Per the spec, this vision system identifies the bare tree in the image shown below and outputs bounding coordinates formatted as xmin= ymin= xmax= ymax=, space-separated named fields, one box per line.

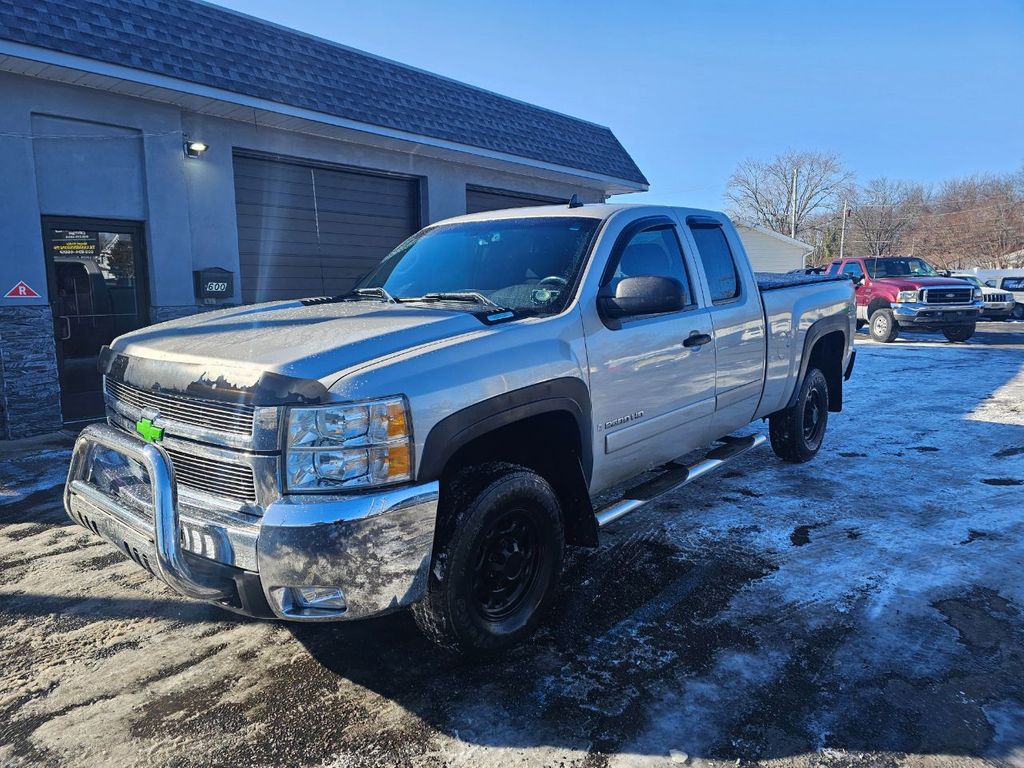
xmin=726 ymin=151 xmax=853 ymax=240
xmin=846 ymin=178 xmax=924 ymax=257
xmin=910 ymin=171 xmax=1024 ymax=269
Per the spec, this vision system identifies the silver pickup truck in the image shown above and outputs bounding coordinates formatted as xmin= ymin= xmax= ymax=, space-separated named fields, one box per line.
xmin=65 ymin=203 xmax=856 ymax=653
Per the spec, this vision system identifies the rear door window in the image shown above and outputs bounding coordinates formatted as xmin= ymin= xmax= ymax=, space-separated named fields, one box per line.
xmin=688 ymin=221 xmax=740 ymax=302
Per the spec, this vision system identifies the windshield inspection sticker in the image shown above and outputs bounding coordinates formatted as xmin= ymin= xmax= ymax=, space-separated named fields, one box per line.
xmin=4 ymin=281 xmax=41 ymax=298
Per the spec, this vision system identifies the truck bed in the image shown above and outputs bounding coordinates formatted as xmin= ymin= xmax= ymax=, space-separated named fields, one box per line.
xmin=755 ymin=272 xmax=849 ymax=291
xmin=753 ymin=272 xmax=856 ymax=422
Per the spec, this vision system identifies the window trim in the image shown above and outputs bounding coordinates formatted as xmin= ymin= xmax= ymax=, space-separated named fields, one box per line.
xmin=686 ymin=216 xmax=742 ymax=306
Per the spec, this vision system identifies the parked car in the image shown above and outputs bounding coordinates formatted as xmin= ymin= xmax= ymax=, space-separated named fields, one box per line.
xmin=951 ymin=273 xmax=1017 ymax=319
xmin=825 ymin=256 xmax=983 ymax=342
xmin=973 ymin=272 xmax=1024 ymax=320
xmin=64 ymin=203 xmax=855 ymax=654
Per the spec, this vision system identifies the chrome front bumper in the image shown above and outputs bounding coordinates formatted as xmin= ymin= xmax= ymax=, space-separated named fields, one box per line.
xmin=64 ymin=424 xmax=439 ymax=621
xmin=892 ymin=301 xmax=982 ymax=325
xmin=982 ymin=300 xmax=1016 ymax=315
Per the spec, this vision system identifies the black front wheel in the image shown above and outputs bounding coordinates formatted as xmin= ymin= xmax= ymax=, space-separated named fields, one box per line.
xmin=769 ymin=367 xmax=830 ymax=463
xmin=942 ymin=323 xmax=975 ymax=343
xmin=412 ymin=463 xmax=564 ymax=654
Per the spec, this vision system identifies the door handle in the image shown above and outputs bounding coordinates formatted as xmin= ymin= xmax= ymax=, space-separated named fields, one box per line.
xmin=58 ymin=316 xmax=71 ymax=341
xmin=683 ymin=332 xmax=712 ymax=348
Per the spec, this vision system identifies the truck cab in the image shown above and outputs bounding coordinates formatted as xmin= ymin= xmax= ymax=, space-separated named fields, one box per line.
xmin=826 ymin=256 xmax=983 ymax=342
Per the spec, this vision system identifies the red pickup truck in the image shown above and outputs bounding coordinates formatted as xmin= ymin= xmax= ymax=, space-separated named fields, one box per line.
xmin=825 ymin=256 xmax=983 ymax=343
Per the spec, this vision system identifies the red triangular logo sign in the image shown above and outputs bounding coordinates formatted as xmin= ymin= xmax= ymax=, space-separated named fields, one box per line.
xmin=4 ymin=281 xmax=41 ymax=298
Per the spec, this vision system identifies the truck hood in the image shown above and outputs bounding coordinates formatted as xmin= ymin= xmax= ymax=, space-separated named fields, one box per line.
xmin=111 ymin=299 xmax=486 ymax=388
xmin=873 ymin=276 xmax=970 ymax=290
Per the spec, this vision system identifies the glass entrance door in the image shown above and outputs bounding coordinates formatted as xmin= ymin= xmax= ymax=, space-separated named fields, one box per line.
xmin=43 ymin=219 xmax=149 ymax=424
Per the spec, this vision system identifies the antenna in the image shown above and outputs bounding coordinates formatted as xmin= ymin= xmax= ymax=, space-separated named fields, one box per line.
xmin=568 ymin=193 xmax=583 ymax=209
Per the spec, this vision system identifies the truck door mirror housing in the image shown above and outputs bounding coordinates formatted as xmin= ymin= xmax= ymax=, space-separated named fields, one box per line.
xmin=598 ymin=275 xmax=685 ymax=319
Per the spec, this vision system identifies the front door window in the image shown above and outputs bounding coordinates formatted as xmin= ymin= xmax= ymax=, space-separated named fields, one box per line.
xmin=44 ymin=221 xmax=149 ymax=424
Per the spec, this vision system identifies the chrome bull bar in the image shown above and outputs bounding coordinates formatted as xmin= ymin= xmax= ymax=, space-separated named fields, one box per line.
xmin=65 ymin=423 xmax=231 ymax=601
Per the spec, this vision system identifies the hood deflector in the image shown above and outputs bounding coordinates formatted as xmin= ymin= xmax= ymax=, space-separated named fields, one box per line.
xmin=98 ymin=346 xmax=330 ymax=406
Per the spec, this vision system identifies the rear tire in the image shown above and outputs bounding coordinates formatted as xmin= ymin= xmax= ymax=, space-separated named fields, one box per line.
xmin=770 ymin=368 xmax=830 ymax=463
xmin=869 ymin=308 xmax=899 ymax=343
xmin=1012 ymin=304 xmax=1024 ymax=320
xmin=411 ymin=463 xmax=564 ymax=655
xmin=942 ymin=323 xmax=976 ymax=342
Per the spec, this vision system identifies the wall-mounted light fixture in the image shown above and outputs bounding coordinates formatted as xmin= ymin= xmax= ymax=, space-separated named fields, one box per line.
xmin=184 ymin=137 xmax=209 ymax=158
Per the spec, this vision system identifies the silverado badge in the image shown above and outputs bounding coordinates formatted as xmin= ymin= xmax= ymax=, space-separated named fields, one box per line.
xmin=135 ymin=418 xmax=164 ymax=443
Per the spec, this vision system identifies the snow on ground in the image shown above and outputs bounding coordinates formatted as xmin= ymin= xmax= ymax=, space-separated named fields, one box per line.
xmin=1 ymin=327 xmax=1023 ymax=768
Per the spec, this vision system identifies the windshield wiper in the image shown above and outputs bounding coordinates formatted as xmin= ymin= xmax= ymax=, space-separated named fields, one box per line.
xmin=413 ymin=291 xmax=504 ymax=309
xmin=347 ymin=286 xmax=397 ymax=304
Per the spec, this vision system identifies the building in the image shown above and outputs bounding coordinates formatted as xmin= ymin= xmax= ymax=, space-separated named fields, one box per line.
xmin=0 ymin=0 xmax=646 ymax=439
xmin=734 ymin=224 xmax=813 ymax=273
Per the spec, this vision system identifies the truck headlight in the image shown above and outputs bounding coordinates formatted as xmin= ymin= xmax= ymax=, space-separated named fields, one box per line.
xmin=973 ymin=288 xmax=983 ymax=300
xmin=896 ymin=290 xmax=918 ymax=303
xmin=285 ymin=397 xmax=412 ymax=491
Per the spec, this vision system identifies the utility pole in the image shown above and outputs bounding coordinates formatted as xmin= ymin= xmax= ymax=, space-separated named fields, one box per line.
xmin=839 ymin=199 xmax=849 ymax=260
xmin=790 ymin=168 xmax=798 ymax=238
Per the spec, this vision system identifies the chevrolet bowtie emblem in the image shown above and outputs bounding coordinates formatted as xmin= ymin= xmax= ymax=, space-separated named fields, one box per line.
xmin=135 ymin=418 xmax=164 ymax=443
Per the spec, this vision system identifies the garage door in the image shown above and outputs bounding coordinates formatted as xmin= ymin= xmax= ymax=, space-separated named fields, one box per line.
xmin=465 ymin=185 xmax=564 ymax=214
xmin=233 ymin=154 xmax=420 ymax=303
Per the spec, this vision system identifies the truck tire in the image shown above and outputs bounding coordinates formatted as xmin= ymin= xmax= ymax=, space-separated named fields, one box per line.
xmin=1012 ymin=303 xmax=1024 ymax=320
xmin=869 ymin=308 xmax=899 ymax=343
xmin=411 ymin=463 xmax=564 ymax=654
xmin=769 ymin=367 xmax=829 ymax=463
xmin=856 ymin=320 xmax=866 ymax=331
xmin=942 ymin=323 xmax=976 ymax=342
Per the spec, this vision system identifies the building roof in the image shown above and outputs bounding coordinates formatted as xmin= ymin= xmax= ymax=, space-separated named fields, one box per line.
xmin=0 ymin=0 xmax=647 ymax=188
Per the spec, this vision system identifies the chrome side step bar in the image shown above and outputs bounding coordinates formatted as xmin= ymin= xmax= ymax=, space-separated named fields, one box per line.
xmin=595 ymin=433 xmax=768 ymax=527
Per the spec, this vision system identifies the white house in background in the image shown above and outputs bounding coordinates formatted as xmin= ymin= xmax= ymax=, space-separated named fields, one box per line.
xmin=734 ymin=223 xmax=814 ymax=272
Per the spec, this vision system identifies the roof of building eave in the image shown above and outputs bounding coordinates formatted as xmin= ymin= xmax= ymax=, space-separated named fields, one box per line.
xmin=0 ymin=0 xmax=649 ymax=191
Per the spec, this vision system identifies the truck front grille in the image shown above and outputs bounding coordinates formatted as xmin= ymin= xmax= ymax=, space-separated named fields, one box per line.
xmin=163 ymin=446 xmax=258 ymax=503
xmin=105 ymin=378 xmax=255 ymax=435
xmin=923 ymin=287 xmax=973 ymax=305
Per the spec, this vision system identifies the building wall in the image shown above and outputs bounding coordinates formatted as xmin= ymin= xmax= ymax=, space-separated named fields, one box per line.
xmin=735 ymin=225 xmax=810 ymax=273
xmin=0 ymin=70 xmax=608 ymax=439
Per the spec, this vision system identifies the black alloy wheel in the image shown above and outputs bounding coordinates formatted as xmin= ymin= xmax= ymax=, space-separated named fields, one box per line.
xmin=471 ymin=510 xmax=544 ymax=623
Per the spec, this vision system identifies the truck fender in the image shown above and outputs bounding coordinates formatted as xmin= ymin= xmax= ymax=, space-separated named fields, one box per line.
xmin=785 ymin=315 xmax=850 ymax=413
xmin=418 ymin=377 xmax=598 ymax=547
xmin=866 ymin=296 xmax=892 ymax=319
xmin=418 ymin=377 xmax=592 ymax=481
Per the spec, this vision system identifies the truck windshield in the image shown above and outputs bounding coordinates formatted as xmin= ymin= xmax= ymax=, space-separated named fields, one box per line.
xmin=863 ymin=257 xmax=940 ymax=278
xmin=357 ymin=217 xmax=601 ymax=315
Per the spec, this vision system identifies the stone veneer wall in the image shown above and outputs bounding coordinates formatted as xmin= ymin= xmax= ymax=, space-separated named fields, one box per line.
xmin=0 ymin=304 xmax=232 ymax=439
xmin=0 ymin=306 xmax=63 ymax=439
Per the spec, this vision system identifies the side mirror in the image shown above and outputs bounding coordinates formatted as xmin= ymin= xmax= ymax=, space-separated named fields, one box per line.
xmin=598 ymin=275 xmax=685 ymax=320
xmin=939 ymin=269 xmax=952 ymax=277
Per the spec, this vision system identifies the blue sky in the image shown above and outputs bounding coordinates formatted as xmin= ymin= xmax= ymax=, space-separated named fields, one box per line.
xmin=217 ymin=0 xmax=1024 ymax=209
